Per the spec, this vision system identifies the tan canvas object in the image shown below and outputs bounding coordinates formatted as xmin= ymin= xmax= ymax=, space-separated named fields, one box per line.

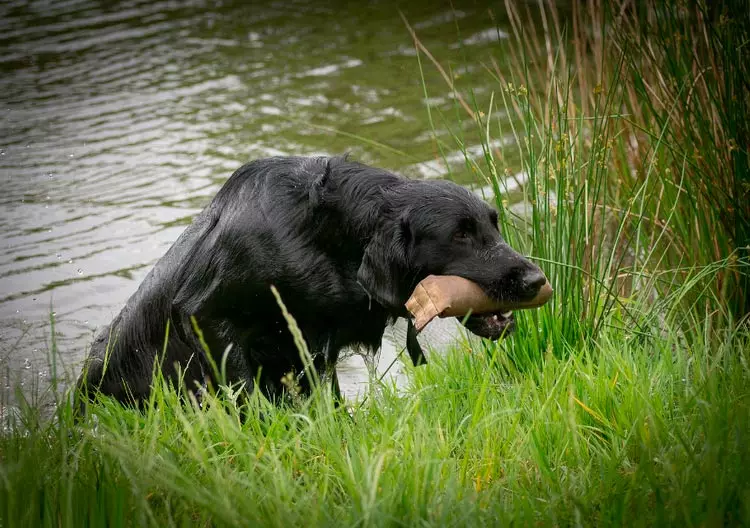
xmin=405 ymin=274 xmax=553 ymax=332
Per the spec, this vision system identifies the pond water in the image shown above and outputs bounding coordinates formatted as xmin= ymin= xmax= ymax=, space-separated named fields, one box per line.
xmin=0 ymin=0 xmax=521 ymax=408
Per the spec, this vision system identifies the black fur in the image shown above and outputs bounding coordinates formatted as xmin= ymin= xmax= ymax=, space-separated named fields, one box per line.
xmin=77 ymin=156 xmax=546 ymax=405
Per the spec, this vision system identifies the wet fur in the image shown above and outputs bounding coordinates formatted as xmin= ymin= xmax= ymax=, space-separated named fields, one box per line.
xmin=78 ymin=156 xmax=543 ymax=405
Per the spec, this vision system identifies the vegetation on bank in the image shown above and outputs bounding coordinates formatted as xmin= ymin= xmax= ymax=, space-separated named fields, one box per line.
xmin=2 ymin=0 xmax=748 ymax=526
xmin=2 ymin=320 xmax=748 ymax=526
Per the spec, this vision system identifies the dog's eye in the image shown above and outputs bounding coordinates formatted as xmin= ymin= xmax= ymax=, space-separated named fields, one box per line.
xmin=489 ymin=210 xmax=499 ymax=228
xmin=453 ymin=219 xmax=474 ymax=241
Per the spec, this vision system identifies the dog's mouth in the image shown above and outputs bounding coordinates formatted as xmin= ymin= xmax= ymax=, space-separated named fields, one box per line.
xmin=459 ymin=310 xmax=515 ymax=340
xmin=405 ymin=275 xmax=552 ymax=339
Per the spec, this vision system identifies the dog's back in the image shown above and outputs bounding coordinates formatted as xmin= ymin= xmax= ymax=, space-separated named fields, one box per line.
xmin=77 ymin=159 xmax=278 ymax=402
xmin=77 ymin=156 xmax=366 ymax=403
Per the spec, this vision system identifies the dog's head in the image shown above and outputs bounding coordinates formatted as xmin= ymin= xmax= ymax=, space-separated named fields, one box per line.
xmin=357 ymin=179 xmax=550 ymax=339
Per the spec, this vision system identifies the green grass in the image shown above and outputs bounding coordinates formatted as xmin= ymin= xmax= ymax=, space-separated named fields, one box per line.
xmin=3 ymin=0 xmax=750 ymax=526
xmin=1 ymin=299 xmax=749 ymax=527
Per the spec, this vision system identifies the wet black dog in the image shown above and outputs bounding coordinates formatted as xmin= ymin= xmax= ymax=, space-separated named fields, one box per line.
xmin=77 ymin=156 xmax=548 ymax=405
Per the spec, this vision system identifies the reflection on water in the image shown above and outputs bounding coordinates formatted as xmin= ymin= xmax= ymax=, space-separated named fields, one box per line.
xmin=337 ymin=317 xmax=475 ymax=401
xmin=0 ymin=0 xmax=515 ymax=406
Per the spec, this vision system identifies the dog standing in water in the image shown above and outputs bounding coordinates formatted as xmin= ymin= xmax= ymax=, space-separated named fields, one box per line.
xmin=78 ymin=156 xmax=551 ymax=405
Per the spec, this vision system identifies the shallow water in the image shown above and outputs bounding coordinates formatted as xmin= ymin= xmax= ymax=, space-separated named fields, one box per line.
xmin=0 ymin=0 xmax=517 ymax=406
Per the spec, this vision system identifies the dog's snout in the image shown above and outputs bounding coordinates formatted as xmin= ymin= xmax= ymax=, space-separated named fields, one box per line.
xmin=522 ymin=269 xmax=547 ymax=296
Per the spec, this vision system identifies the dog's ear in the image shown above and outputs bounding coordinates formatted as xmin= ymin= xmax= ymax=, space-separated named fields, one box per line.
xmin=357 ymin=213 xmax=413 ymax=310
xmin=309 ymin=159 xmax=334 ymax=208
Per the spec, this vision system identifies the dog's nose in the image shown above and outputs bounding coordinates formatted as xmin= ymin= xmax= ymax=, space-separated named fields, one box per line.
xmin=522 ymin=269 xmax=547 ymax=295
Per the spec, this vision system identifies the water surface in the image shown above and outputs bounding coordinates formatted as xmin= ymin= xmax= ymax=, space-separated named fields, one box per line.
xmin=0 ymin=0 xmax=516 ymax=406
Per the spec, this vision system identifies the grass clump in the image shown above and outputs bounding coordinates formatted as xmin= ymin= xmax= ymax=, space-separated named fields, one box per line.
xmin=411 ymin=0 xmax=748 ymax=332
xmin=1 ymin=303 xmax=749 ymax=526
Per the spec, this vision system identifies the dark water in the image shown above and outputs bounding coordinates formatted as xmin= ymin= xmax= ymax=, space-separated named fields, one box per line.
xmin=0 ymin=0 xmax=518 ymax=406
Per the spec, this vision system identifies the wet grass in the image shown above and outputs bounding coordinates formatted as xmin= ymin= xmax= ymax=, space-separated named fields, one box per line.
xmin=2 ymin=0 xmax=750 ymax=526
xmin=1 ymin=293 xmax=749 ymax=526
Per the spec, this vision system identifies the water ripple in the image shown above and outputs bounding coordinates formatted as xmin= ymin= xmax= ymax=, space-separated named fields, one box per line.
xmin=0 ymin=0 xmax=514 ymax=404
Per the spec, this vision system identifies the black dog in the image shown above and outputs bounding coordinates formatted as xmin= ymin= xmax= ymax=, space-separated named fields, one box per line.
xmin=77 ymin=156 xmax=549 ymax=405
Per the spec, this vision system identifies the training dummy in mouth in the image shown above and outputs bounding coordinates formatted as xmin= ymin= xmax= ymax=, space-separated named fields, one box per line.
xmin=405 ymin=274 xmax=553 ymax=333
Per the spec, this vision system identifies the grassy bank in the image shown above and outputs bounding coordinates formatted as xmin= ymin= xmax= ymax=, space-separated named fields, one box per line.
xmin=2 ymin=0 xmax=749 ymax=526
xmin=1 ymin=310 xmax=749 ymax=527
